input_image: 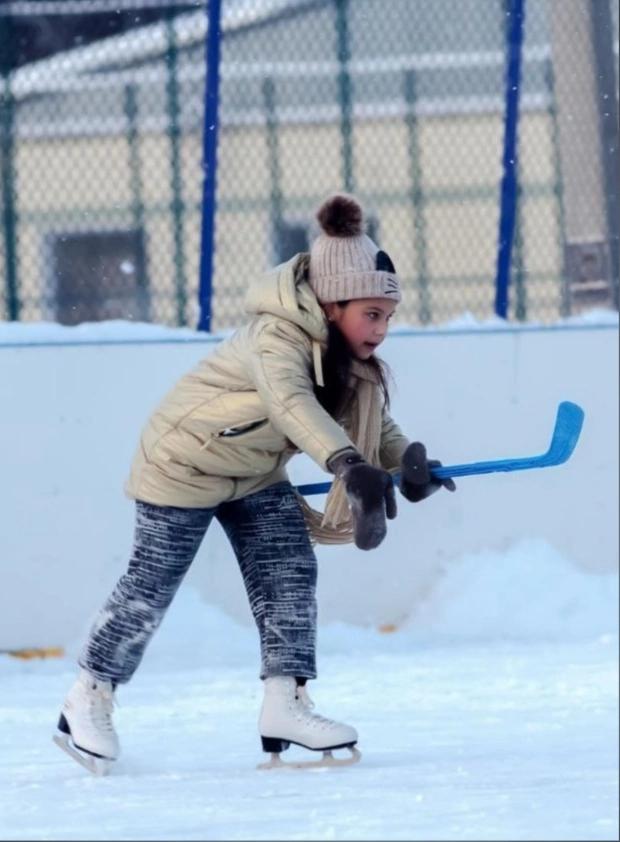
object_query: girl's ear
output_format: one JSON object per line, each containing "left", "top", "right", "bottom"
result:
{"left": 323, "top": 302, "right": 338, "bottom": 323}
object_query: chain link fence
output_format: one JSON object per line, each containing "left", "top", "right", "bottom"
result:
{"left": 1, "top": 0, "right": 618, "bottom": 330}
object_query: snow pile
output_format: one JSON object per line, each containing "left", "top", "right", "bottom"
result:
{"left": 404, "top": 537, "right": 619, "bottom": 643}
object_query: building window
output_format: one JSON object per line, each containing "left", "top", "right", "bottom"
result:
{"left": 49, "top": 229, "right": 149, "bottom": 325}
{"left": 273, "top": 215, "right": 380, "bottom": 266}
{"left": 274, "top": 220, "right": 310, "bottom": 264}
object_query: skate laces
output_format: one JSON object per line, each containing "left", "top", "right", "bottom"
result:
{"left": 292, "top": 687, "right": 336, "bottom": 731}
{"left": 85, "top": 681, "right": 117, "bottom": 735}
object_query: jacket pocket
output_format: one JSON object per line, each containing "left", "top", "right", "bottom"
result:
{"left": 216, "top": 418, "right": 269, "bottom": 438}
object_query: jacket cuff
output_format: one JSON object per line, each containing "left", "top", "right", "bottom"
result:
{"left": 326, "top": 447, "right": 364, "bottom": 476}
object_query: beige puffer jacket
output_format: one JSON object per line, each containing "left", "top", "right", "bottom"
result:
{"left": 125, "top": 254, "right": 409, "bottom": 508}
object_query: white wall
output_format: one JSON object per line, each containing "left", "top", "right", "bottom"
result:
{"left": 1, "top": 322, "right": 617, "bottom": 650}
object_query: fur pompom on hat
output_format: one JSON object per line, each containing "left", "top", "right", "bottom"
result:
{"left": 308, "top": 193, "right": 401, "bottom": 305}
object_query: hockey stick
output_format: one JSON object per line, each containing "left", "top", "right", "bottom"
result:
{"left": 296, "top": 401, "right": 584, "bottom": 496}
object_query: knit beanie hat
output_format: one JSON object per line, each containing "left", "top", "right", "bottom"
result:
{"left": 308, "top": 194, "right": 401, "bottom": 304}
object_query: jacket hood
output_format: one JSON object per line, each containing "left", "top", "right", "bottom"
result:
{"left": 244, "top": 254, "right": 328, "bottom": 344}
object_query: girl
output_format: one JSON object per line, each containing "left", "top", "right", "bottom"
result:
{"left": 54, "top": 194, "right": 455, "bottom": 774}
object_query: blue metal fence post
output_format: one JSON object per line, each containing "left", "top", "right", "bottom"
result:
{"left": 494, "top": 0, "right": 526, "bottom": 319}
{"left": 198, "top": 0, "right": 223, "bottom": 332}
{"left": 0, "top": 12, "right": 19, "bottom": 321}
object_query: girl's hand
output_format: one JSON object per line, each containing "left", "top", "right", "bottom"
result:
{"left": 400, "top": 442, "right": 456, "bottom": 502}
{"left": 328, "top": 450, "right": 397, "bottom": 550}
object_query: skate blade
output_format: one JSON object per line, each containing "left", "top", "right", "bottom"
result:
{"left": 257, "top": 746, "right": 361, "bottom": 771}
{"left": 53, "top": 732, "right": 113, "bottom": 776}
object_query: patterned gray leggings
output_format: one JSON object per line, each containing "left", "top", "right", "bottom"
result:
{"left": 79, "top": 482, "right": 317, "bottom": 684}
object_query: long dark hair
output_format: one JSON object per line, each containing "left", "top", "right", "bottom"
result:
{"left": 314, "top": 309, "right": 392, "bottom": 418}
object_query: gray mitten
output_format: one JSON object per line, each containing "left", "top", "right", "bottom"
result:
{"left": 400, "top": 442, "right": 456, "bottom": 503}
{"left": 328, "top": 449, "right": 397, "bottom": 550}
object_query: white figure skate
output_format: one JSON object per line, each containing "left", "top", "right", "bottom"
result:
{"left": 53, "top": 669, "right": 119, "bottom": 776}
{"left": 258, "top": 676, "right": 361, "bottom": 770}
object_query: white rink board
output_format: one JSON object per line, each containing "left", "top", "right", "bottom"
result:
{"left": 0, "top": 319, "right": 617, "bottom": 649}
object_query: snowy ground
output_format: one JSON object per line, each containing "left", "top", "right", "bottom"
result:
{"left": 1, "top": 540, "right": 617, "bottom": 842}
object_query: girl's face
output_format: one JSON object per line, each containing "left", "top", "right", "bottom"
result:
{"left": 323, "top": 298, "right": 397, "bottom": 360}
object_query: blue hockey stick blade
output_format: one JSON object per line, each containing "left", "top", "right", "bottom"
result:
{"left": 530, "top": 400, "right": 585, "bottom": 466}
{"left": 296, "top": 401, "right": 585, "bottom": 495}
{"left": 429, "top": 401, "right": 585, "bottom": 479}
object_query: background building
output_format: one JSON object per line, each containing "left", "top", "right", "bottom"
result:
{"left": 1, "top": 0, "right": 618, "bottom": 329}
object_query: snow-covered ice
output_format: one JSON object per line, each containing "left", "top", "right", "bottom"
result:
{"left": 1, "top": 539, "right": 617, "bottom": 841}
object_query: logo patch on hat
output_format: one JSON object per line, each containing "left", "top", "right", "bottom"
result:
{"left": 375, "top": 250, "right": 396, "bottom": 273}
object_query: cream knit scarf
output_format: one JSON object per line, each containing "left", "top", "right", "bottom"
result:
{"left": 296, "top": 360, "right": 385, "bottom": 545}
